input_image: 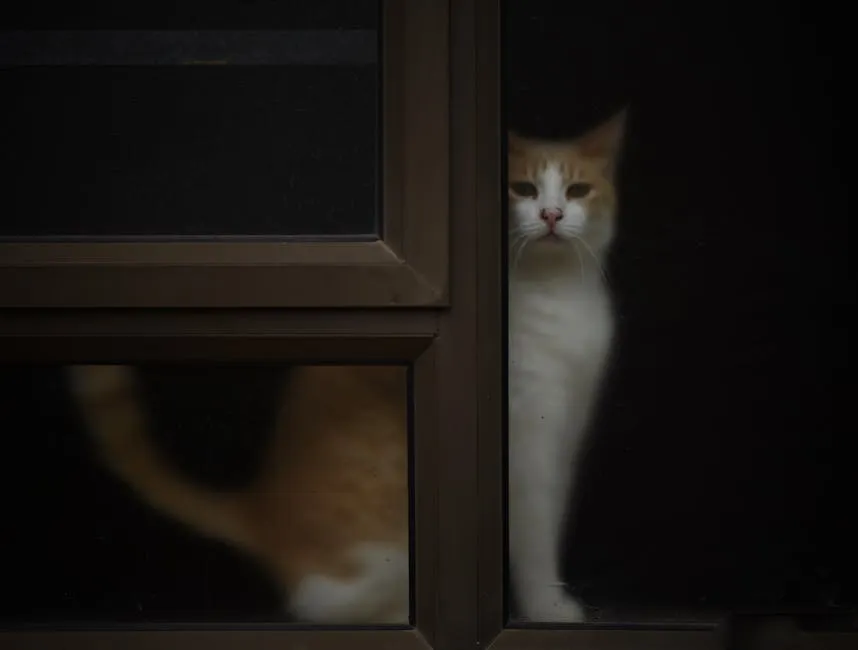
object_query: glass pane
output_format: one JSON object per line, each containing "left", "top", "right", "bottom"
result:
{"left": 0, "top": 364, "right": 410, "bottom": 625}
{"left": 505, "top": 0, "right": 851, "bottom": 626}
{"left": 0, "top": 1, "right": 379, "bottom": 240}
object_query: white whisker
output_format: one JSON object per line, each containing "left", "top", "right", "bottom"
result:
{"left": 509, "top": 232, "right": 530, "bottom": 271}
{"left": 571, "top": 235, "right": 608, "bottom": 285}
{"left": 571, "top": 240, "right": 585, "bottom": 281}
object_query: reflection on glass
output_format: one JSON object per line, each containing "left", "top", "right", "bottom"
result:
{"left": 1, "top": 5, "right": 379, "bottom": 239}
{"left": 0, "top": 364, "right": 409, "bottom": 625}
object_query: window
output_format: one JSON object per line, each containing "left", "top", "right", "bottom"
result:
{"left": 0, "top": 0, "right": 448, "bottom": 308}
{"left": 500, "top": 1, "right": 852, "bottom": 648}
{"left": 1, "top": 1, "right": 467, "bottom": 648}
{"left": 2, "top": 27, "right": 379, "bottom": 239}
{"left": 0, "top": 1, "right": 851, "bottom": 649}
{"left": 2, "top": 363, "right": 412, "bottom": 625}
{"left": 0, "top": 321, "right": 449, "bottom": 650}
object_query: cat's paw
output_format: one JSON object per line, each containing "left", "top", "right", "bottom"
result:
{"left": 518, "top": 587, "right": 587, "bottom": 623}
{"left": 66, "top": 364, "right": 135, "bottom": 402}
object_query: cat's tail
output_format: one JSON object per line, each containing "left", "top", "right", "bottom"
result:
{"left": 67, "top": 364, "right": 256, "bottom": 553}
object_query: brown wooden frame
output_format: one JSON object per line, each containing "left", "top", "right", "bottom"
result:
{"left": 0, "top": 0, "right": 448, "bottom": 308}
{"left": 0, "top": 0, "right": 462, "bottom": 646}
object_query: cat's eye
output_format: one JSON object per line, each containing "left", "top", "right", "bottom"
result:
{"left": 565, "top": 182, "right": 593, "bottom": 199}
{"left": 510, "top": 182, "right": 538, "bottom": 198}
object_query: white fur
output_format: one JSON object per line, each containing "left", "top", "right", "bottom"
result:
{"left": 508, "top": 160, "right": 615, "bottom": 622}
{"left": 288, "top": 543, "right": 409, "bottom": 625}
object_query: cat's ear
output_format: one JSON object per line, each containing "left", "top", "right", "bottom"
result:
{"left": 575, "top": 108, "right": 628, "bottom": 168}
{"left": 508, "top": 130, "right": 526, "bottom": 152}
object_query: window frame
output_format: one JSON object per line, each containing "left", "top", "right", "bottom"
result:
{"left": 0, "top": 0, "right": 449, "bottom": 308}
{"left": 0, "top": 311, "right": 441, "bottom": 650}
{"left": 466, "top": 1, "right": 726, "bottom": 648}
{"left": 467, "top": 1, "right": 853, "bottom": 648}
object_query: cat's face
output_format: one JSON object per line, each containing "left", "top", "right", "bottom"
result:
{"left": 507, "top": 111, "right": 626, "bottom": 260}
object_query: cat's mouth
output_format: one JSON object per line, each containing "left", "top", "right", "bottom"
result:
{"left": 539, "top": 231, "right": 565, "bottom": 243}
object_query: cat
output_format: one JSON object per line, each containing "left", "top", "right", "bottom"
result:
{"left": 67, "top": 364, "right": 410, "bottom": 625}
{"left": 66, "top": 113, "right": 625, "bottom": 626}
{"left": 507, "top": 110, "right": 626, "bottom": 622}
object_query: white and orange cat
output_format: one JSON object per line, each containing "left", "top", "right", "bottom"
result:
{"left": 68, "top": 364, "right": 410, "bottom": 624}
{"left": 67, "top": 111, "right": 625, "bottom": 626}
{"left": 507, "top": 111, "right": 626, "bottom": 622}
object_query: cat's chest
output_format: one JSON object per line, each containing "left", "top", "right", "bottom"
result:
{"left": 508, "top": 278, "right": 612, "bottom": 362}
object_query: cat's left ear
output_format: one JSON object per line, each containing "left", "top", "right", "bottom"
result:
{"left": 508, "top": 130, "right": 526, "bottom": 152}
{"left": 575, "top": 107, "right": 628, "bottom": 171}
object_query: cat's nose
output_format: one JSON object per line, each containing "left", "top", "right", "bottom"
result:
{"left": 540, "top": 208, "right": 563, "bottom": 228}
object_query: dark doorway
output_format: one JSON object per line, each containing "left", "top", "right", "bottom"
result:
{"left": 506, "top": 0, "right": 851, "bottom": 622}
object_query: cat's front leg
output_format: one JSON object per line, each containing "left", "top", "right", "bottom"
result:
{"left": 507, "top": 369, "right": 586, "bottom": 623}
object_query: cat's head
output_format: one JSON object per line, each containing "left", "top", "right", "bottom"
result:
{"left": 508, "top": 110, "right": 626, "bottom": 264}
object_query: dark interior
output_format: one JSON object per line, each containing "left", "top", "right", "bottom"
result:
{"left": 0, "top": 1, "right": 379, "bottom": 239}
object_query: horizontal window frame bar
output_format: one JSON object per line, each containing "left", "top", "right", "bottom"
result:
{"left": 0, "top": 308, "right": 439, "bottom": 361}
{"left": 0, "top": 629, "right": 431, "bottom": 650}
{"left": 0, "top": 241, "right": 442, "bottom": 307}
{"left": 486, "top": 628, "right": 725, "bottom": 650}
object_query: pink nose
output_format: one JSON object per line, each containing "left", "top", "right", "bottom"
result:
{"left": 540, "top": 208, "right": 563, "bottom": 228}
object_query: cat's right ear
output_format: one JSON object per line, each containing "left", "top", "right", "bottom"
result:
{"left": 575, "top": 108, "right": 628, "bottom": 177}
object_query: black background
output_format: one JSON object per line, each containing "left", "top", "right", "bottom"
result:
{"left": 506, "top": 0, "right": 852, "bottom": 619}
